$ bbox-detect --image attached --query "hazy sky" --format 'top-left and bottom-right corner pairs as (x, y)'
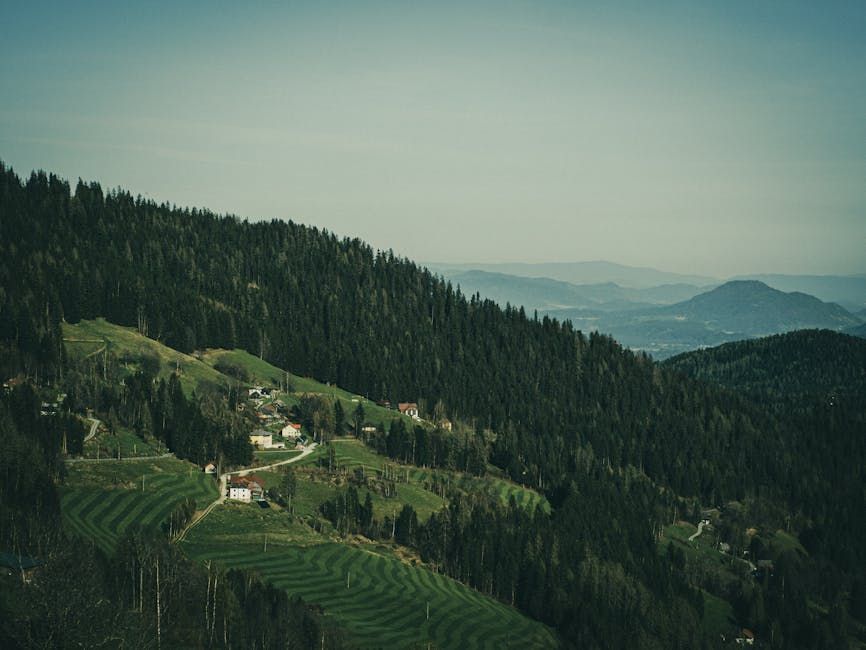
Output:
(2, 1), (864, 278)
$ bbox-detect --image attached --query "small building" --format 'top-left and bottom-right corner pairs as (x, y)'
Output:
(398, 402), (420, 420)
(248, 386), (265, 398)
(250, 429), (273, 448)
(735, 629), (755, 646)
(361, 425), (377, 434)
(203, 462), (217, 474)
(282, 422), (303, 439)
(376, 399), (391, 409)
(228, 475), (265, 502)
(439, 419), (453, 432)
(228, 483), (251, 502)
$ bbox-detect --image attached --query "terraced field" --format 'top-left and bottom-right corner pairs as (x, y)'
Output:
(185, 540), (557, 649)
(61, 459), (218, 552)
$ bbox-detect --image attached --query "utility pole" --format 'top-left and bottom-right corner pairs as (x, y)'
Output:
(155, 557), (161, 650)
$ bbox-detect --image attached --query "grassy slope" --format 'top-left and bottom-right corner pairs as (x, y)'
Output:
(62, 457), (555, 648)
(61, 457), (218, 553)
(200, 348), (411, 427)
(59, 321), (556, 646)
(300, 438), (550, 514)
(63, 319), (407, 428)
(83, 424), (162, 459)
(63, 318), (227, 395)
(183, 521), (557, 649)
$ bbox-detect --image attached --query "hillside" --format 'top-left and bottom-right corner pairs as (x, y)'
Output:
(58, 444), (554, 648)
(653, 280), (860, 335)
(63, 318), (411, 428)
(3, 165), (865, 648)
(664, 329), (866, 398)
(63, 318), (229, 395)
(733, 273), (866, 312)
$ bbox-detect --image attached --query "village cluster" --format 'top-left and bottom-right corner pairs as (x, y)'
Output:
(244, 385), (307, 450)
(203, 386), (433, 505)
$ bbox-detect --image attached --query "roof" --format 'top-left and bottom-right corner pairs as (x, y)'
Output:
(286, 422), (302, 430)
(398, 402), (418, 411)
(231, 475), (264, 489)
(0, 552), (42, 571)
(251, 429), (272, 437)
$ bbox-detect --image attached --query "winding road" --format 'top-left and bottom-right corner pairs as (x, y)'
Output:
(175, 442), (318, 542)
(688, 521), (706, 542)
(84, 417), (100, 442)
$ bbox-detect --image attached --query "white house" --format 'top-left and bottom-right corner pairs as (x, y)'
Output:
(282, 422), (302, 439)
(398, 402), (420, 420)
(228, 484), (251, 502)
(203, 462), (217, 474)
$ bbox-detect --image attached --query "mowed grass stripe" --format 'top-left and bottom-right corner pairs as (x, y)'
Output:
(185, 542), (556, 649)
(61, 472), (217, 552)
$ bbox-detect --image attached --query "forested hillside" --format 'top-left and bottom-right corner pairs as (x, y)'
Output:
(0, 164), (819, 504)
(665, 331), (866, 625)
(2, 164), (865, 647)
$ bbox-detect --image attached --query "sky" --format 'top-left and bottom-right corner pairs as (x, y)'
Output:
(1, 0), (864, 278)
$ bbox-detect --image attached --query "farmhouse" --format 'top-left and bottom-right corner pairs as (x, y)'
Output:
(227, 475), (265, 502)
(398, 402), (420, 420)
(282, 422), (302, 439)
(202, 462), (217, 474)
(249, 429), (273, 448)
(228, 482), (251, 502)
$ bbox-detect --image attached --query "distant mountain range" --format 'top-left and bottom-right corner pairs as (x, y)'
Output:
(553, 281), (862, 358)
(431, 262), (866, 358)
(428, 260), (717, 289)
(441, 270), (707, 312)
